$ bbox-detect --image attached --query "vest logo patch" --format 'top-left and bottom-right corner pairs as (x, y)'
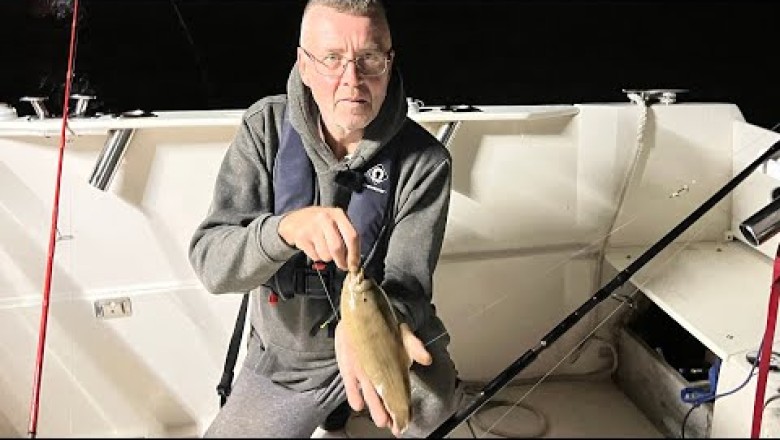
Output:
(365, 164), (389, 193)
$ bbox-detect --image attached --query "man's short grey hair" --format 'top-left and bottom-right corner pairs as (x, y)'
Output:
(303, 0), (387, 19)
(301, 0), (391, 36)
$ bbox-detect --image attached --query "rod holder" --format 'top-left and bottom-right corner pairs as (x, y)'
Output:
(88, 128), (135, 191)
(739, 196), (780, 246)
(70, 94), (96, 117)
(436, 121), (462, 147)
(622, 88), (688, 105)
(20, 96), (50, 119)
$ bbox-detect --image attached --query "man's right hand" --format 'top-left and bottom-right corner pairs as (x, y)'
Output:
(277, 206), (360, 272)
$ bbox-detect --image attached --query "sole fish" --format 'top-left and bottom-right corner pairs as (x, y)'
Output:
(340, 269), (412, 435)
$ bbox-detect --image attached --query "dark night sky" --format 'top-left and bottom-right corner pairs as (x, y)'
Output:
(1, 0), (779, 128)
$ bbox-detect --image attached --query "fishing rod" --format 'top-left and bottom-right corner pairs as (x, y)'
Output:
(428, 138), (780, 438)
(28, 0), (81, 437)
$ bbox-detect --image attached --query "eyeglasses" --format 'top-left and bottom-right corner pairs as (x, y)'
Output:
(300, 46), (392, 77)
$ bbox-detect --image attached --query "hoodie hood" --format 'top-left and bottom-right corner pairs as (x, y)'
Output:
(286, 61), (408, 172)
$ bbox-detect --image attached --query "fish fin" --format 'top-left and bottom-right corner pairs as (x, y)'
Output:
(382, 390), (410, 436)
(390, 403), (411, 435)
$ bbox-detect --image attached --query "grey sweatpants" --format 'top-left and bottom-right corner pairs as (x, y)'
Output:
(204, 331), (463, 438)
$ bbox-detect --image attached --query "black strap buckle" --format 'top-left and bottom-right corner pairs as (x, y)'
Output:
(264, 258), (346, 301)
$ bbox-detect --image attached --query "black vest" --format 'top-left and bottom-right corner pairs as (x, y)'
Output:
(262, 108), (398, 304)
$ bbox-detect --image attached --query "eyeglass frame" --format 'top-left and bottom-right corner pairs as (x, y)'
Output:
(299, 46), (394, 77)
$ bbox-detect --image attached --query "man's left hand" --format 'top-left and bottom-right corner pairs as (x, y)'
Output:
(335, 322), (432, 437)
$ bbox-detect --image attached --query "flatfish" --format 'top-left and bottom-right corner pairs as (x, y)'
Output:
(340, 268), (412, 434)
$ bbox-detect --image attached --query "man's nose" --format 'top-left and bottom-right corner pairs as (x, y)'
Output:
(340, 60), (363, 85)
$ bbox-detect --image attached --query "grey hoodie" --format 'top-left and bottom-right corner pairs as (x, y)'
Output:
(189, 63), (452, 391)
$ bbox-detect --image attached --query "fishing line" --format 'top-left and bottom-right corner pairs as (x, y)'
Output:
(422, 118), (780, 350)
(475, 215), (713, 438)
(168, 0), (213, 107)
(427, 119), (780, 437)
(422, 194), (670, 349)
(315, 267), (340, 323)
(419, 194), (697, 354)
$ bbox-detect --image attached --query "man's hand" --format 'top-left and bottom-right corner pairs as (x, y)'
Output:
(335, 322), (432, 437)
(399, 322), (432, 368)
(277, 206), (360, 272)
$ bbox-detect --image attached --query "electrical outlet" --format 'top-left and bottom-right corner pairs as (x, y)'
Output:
(94, 297), (132, 319)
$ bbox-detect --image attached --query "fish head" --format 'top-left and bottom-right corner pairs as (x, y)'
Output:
(341, 268), (374, 308)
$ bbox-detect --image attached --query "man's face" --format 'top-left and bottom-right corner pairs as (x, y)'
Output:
(298, 5), (393, 137)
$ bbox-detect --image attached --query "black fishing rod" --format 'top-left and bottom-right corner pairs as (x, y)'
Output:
(428, 138), (780, 438)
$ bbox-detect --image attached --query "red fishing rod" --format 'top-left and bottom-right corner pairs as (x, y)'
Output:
(28, 0), (80, 437)
(428, 138), (780, 438)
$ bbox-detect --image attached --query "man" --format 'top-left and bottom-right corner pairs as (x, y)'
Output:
(188, 0), (461, 437)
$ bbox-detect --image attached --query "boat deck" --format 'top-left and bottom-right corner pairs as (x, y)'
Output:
(311, 379), (662, 438)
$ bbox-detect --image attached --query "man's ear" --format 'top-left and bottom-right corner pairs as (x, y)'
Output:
(387, 50), (395, 73)
(297, 48), (311, 87)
